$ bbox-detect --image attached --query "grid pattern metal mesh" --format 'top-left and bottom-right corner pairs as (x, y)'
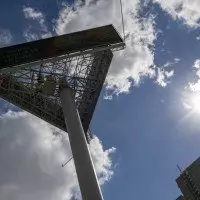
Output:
(0, 50), (113, 142)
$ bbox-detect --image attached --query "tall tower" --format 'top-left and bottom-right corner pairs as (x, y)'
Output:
(0, 25), (125, 200)
(176, 157), (200, 200)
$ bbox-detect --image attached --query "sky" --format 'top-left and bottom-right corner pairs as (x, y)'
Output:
(1, 0), (200, 199)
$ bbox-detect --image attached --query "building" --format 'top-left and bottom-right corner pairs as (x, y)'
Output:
(176, 195), (185, 200)
(176, 157), (200, 200)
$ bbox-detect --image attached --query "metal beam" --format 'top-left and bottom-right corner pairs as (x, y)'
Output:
(60, 85), (103, 200)
(0, 50), (113, 142)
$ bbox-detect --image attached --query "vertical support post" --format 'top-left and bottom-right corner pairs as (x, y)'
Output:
(59, 85), (103, 200)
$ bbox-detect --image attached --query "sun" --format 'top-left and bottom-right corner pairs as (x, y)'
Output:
(191, 94), (200, 113)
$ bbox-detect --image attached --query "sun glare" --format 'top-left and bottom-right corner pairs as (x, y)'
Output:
(191, 94), (200, 113)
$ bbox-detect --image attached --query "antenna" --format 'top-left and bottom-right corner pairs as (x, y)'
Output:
(62, 157), (73, 167)
(120, 0), (125, 42)
(177, 164), (183, 173)
(56, 0), (59, 10)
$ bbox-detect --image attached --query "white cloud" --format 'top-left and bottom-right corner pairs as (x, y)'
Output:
(0, 29), (12, 47)
(153, 0), (200, 28)
(189, 80), (200, 92)
(23, 6), (47, 30)
(53, 0), (174, 96)
(23, 7), (44, 19)
(156, 67), (174, 87)
(163, 58), (180, 68)
(193, 59), (200, 69)
(103, 94), (113, 101)
(183, 102), (192, 110)
(22, 6), (52, 41)
(165, 70), (174, 78)
(0, 111), (115, 200)
(23, 26), (39, 41)
(174, 58), (181, 63)
(188, 59), (200, 92)
(90, 137), (116, 185)
(154, 58), (178, 87)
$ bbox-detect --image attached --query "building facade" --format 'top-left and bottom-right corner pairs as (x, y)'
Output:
(176, 157), (200, 200)
(176, 195), (185, 200)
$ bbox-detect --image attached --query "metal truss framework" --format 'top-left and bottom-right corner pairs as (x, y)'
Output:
(0, 49), (114, 142)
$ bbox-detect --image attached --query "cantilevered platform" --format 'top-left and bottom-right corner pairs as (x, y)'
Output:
(0, 25), (125, 142)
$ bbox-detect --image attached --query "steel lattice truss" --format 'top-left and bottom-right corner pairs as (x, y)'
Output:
(0, 50), (114, 142)
(0, 25), (125, 142)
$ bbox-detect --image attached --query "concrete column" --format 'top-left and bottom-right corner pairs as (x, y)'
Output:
(59, 85), (103, 200)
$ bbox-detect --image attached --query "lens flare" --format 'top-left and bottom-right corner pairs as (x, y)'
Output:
(191, 94), (200, 113)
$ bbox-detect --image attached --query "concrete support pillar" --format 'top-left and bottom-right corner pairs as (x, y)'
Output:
(59, 85), (103, 200)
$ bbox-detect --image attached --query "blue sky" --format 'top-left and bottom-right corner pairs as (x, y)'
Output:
(1, 0), (200, 200)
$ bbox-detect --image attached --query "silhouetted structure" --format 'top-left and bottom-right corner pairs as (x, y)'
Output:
(176, 195), (185, 200)
(176, 157), (200, 200)
(0, 25), (125, 200)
